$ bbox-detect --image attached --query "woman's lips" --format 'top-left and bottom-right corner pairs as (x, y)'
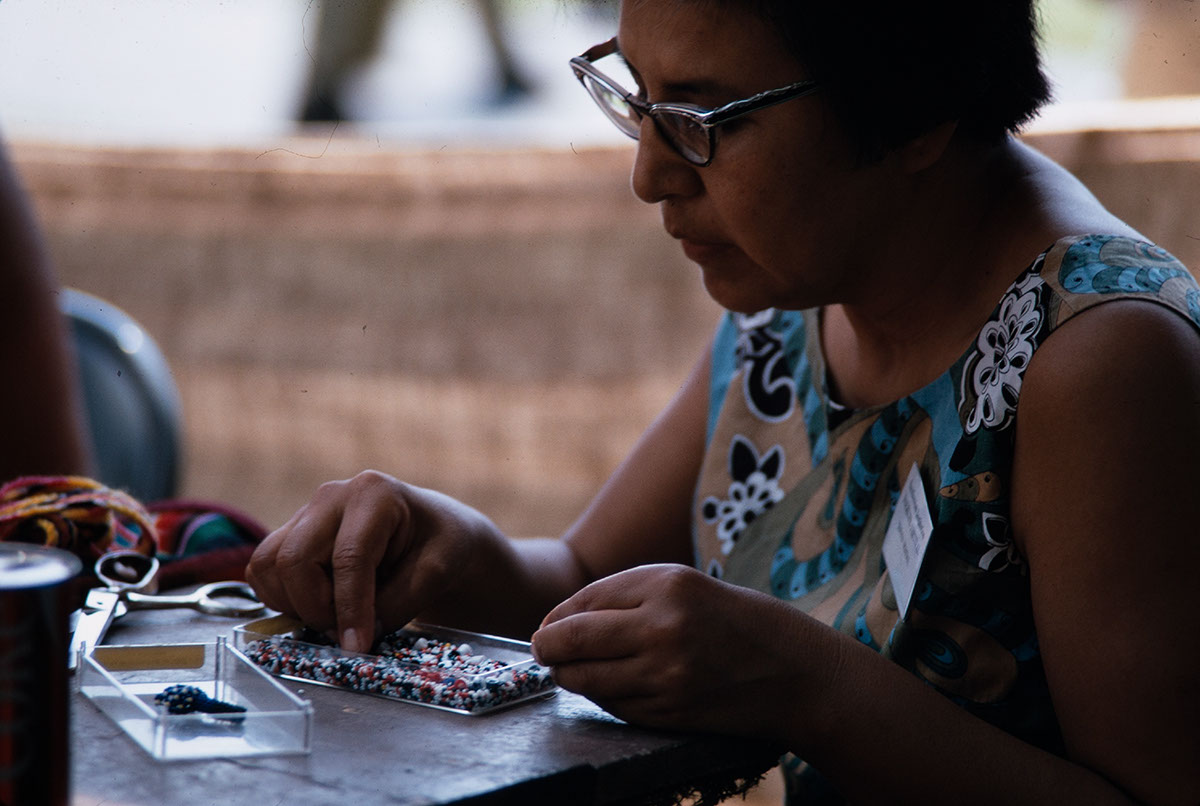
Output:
(679, 237), (729, 264)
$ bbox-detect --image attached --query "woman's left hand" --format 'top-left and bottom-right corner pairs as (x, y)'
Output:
(531, 563), (826, 736)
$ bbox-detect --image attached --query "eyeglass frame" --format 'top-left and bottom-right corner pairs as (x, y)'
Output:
(569, 37), (822, 167)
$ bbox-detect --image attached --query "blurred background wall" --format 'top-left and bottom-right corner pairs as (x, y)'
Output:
(10, 139), (719, 536)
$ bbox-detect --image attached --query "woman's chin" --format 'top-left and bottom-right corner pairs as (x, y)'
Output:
(699, 273), (771, 315)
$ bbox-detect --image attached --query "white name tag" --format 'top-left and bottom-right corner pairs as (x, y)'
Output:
(882, 462), (934, 621)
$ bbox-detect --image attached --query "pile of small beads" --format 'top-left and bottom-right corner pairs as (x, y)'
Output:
(241, 628), (554, 714)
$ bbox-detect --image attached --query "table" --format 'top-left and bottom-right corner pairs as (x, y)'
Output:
(70, 606), (780, 806)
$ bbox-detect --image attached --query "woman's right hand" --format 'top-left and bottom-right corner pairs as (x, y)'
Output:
(245, 470), (499, 653)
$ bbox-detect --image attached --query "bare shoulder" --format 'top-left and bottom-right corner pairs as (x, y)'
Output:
(1011, 298), (1200, 803)
(1010, 141), (1143, 241)
(1020, 295), (1200, 408)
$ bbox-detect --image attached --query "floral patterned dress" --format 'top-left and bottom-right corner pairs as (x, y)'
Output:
(691, 235), (1200, 802)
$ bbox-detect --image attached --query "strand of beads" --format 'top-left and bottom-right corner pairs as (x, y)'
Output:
(241, 630), (554, 713)
(154, 684), (247, 718)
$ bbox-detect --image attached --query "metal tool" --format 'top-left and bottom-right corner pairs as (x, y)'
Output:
(69, 550), (265, 671)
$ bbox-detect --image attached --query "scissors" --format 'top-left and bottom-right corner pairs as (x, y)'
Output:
(69, 550), (265, 671)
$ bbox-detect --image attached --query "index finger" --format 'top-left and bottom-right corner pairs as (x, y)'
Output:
(329, 488), (410, 653)
(540, 564), (669, 628)
(532, 608), (643, 667)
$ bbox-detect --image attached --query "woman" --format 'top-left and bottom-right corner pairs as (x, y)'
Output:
(247, 1), (1200, 802)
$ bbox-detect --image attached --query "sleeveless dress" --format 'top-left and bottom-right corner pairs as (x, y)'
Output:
(691, 235), (1200, 802)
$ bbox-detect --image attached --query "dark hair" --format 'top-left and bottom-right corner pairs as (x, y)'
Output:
(733, 0), (1053, 160)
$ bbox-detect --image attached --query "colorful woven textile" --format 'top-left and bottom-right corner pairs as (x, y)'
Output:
(0, 476), (266, 587)
(0, 476), (156, 560)
(148, 498), (267, 588)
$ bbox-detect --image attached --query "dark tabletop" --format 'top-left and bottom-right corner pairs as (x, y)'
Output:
(70, 605), (779, 806)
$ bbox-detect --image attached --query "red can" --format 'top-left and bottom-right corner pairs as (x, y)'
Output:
(0, 544), (81, 806)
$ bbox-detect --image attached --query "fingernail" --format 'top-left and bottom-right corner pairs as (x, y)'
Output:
(341, 627), (360, 653)
(530, 632), (544, 665)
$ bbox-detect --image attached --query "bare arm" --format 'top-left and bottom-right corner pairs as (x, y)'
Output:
(533, 301), (1199, 804)
(561, 340), (711, 577)
(248, 341), (712, 648)
(1009, 300), (1200, 803)
(0, 138), (92, 481)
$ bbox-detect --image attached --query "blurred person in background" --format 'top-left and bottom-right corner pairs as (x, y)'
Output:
(298, 0), (533, 122)
(0, 136), (92, 482)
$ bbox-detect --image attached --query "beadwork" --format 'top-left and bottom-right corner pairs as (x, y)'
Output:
(154, 684), (247, 717)
(241, 628), (555, 714)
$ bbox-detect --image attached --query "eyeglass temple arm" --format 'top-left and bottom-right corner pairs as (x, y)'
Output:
(705, 81), (821, 126)
(579, 37), (619, 63)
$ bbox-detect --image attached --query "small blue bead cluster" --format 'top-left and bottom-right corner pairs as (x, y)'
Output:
(242, 630), (554, 713)
(154, 684), (247, 716)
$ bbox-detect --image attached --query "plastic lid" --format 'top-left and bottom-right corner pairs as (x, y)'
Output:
(0, 544), (83, 589)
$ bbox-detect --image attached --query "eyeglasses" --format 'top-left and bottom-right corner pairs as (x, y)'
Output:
(569, 38), (821, 167)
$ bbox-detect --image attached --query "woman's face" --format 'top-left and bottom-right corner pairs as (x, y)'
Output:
(618, 0), (897, 313)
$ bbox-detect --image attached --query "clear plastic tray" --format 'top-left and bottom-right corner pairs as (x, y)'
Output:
(77, 637), (313, 760)
(233, 615), (556, 715)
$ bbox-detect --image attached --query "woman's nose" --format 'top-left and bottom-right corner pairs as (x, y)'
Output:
(630, 117), (702, 204)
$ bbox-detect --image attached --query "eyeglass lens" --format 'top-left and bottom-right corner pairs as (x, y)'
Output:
(578, 74), (712, 163)
(579, 73), (641, 138)
(652, 113), (710, 164)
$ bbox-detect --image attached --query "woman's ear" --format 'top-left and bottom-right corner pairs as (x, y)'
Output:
(897, 121), (959, 174)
